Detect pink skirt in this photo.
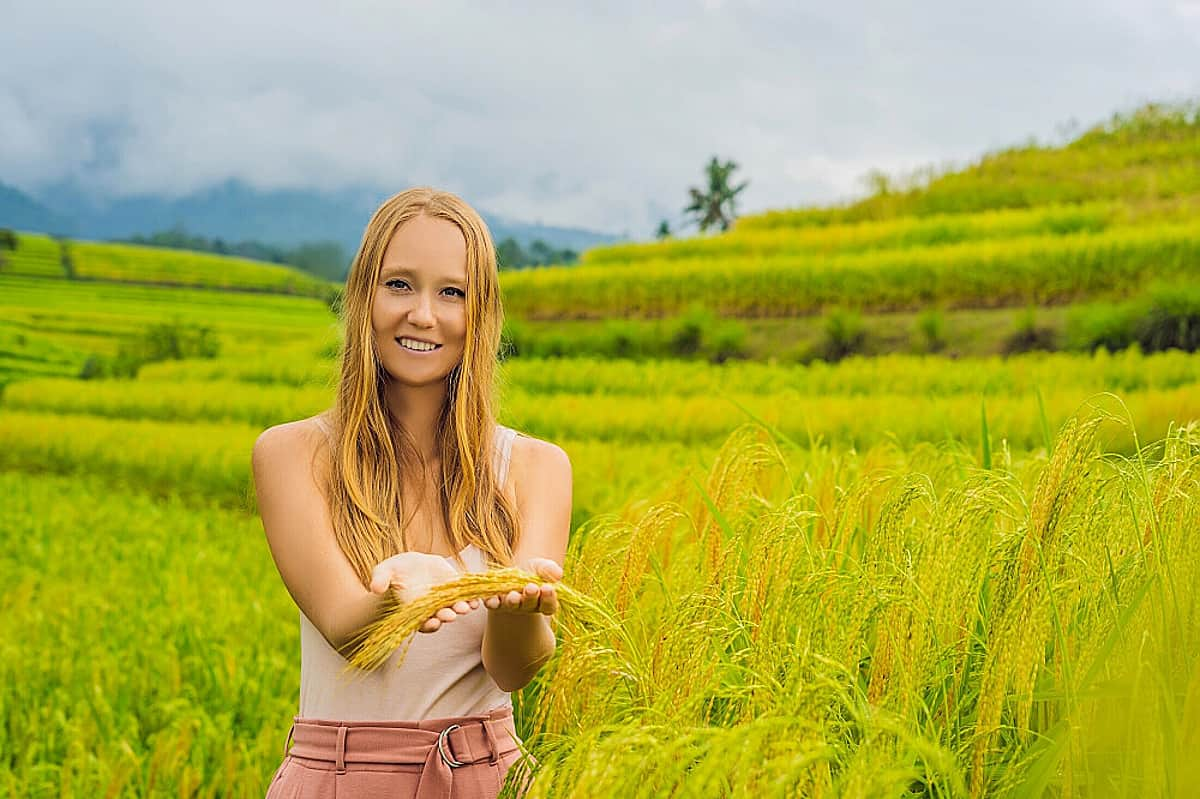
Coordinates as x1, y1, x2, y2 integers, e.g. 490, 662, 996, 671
264, 705, 532, 799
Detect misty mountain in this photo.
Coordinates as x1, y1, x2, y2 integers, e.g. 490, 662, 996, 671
0, 179, 621, 257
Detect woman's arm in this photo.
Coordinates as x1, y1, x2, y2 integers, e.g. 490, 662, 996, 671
481, 437, 573, 692
252, 421, 392, 655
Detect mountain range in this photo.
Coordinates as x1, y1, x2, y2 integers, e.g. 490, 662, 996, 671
0, 179, 621, 257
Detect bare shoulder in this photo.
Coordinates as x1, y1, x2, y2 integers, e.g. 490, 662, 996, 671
509, 433, 572, 504
252, 414, 333, 482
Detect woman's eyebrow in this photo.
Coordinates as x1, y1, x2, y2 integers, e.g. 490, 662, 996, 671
381, 265, 466, 285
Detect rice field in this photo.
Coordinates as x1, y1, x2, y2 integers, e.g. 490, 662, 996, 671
0, 231, 334, 298
3, 304, 1198, 797
2, 101, 1199, 798
501, 222, 1200, 319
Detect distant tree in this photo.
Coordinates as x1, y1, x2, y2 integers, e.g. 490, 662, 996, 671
528, 240, 555, 264
118, 226, 347, 281
684, 156, 749, 233
495, 237, 577, 269
656, 220, 672, 240
861, 168, 894, 198
0, 228, 15, 272
55, 236, 76, 279
288, 241, 349, 281
496, 237, 525, 270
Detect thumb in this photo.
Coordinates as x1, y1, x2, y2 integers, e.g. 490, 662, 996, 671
370, 565, 396, 594
530, 558, 563, 582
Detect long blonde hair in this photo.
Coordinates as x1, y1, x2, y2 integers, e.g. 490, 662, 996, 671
324, 187, 519, 584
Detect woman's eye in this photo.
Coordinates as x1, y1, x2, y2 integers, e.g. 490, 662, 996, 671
384, 279, 462, 298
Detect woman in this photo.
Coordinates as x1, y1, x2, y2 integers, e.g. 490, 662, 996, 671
252, 187, 572, 798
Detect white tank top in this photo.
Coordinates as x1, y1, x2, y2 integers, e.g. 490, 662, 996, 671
297, 419, 519, 721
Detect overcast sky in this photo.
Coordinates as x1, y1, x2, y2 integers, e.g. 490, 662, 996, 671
3, 1, 1199, 237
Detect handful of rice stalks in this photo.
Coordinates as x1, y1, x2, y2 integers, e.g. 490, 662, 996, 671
343, 567, 604, 673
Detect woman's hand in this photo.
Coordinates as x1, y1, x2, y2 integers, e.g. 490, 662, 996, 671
369, 551, 480, 633
484, 557, 563, 616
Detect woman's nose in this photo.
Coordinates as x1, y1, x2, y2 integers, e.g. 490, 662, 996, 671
409, 294, 436, 325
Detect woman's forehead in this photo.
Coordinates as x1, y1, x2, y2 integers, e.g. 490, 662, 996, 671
381, 217, 468, 281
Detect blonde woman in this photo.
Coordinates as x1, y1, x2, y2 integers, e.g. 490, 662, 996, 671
252, 187, 572, 798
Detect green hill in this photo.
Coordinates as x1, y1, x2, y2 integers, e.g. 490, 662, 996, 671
0, 231, 335, 299
500, 101, 1200, 322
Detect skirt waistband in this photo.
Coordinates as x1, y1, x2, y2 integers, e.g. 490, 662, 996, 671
284, 706, 520, 799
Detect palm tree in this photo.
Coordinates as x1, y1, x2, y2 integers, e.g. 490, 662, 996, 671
684, 156, 749, 233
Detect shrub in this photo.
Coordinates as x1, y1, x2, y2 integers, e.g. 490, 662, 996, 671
1135, 283, 1200, 352
601, 320, 644, 359
79, 318, 221, 379
1064, 302, 1139, 352
667, 304, 714, 358
706, 321, 747, 363
1001, 306, 1057, 355
814, 307, 867, 362
915, 309, 946, 353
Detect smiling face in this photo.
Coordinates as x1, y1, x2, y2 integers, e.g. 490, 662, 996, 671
371, 213, 470, 388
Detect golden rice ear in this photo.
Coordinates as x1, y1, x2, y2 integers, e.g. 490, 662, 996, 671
341, 568, 604, 674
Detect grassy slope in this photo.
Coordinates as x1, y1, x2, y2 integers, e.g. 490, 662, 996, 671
506, 101, 1200, 335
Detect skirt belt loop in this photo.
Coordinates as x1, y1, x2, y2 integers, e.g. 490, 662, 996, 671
481, 719, 500, 765
335, 726, 348, 774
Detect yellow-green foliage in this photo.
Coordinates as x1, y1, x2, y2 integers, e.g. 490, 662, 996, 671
4, 232, 64, 277
0, 410, 704, 526
69, 240, 333, 297
136, 348, 1200, 397
735, 102, 1200, 228
5, 412, 1194, 797
0, 274, 336, 382
7, 372, 1199, 452
500, 222, 1200, 319
586, 202, 1119, 264
515, 416, 1200, 797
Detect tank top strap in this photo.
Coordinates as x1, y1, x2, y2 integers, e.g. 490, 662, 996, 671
495, 424, 518, 486
314, 414, 333, 439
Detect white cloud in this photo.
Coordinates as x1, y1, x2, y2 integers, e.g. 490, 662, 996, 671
2, 0, 1197, 237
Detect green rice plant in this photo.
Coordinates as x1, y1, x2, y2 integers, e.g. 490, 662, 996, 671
501, 222, 1200, 320
587, 201, 1124, 264
136, 348, 1200, 400
3, 231, 65, 277
70, 240, 333, 297
8, 373, 1200, 455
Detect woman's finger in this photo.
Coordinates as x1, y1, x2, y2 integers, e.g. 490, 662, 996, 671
539, 584, 558, 614
420, 617, 441, 633
452, 600, 471, 615
435, 607, 457, 623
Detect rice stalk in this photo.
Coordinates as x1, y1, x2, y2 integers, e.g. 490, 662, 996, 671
342, 569, 610, 673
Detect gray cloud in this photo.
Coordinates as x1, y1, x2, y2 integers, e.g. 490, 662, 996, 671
2, 0, 1198, 236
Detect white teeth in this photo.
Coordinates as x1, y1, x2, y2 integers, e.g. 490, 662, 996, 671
398, 337, 439, 352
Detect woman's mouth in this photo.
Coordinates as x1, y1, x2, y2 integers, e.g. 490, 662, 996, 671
397, 336, 442, 353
